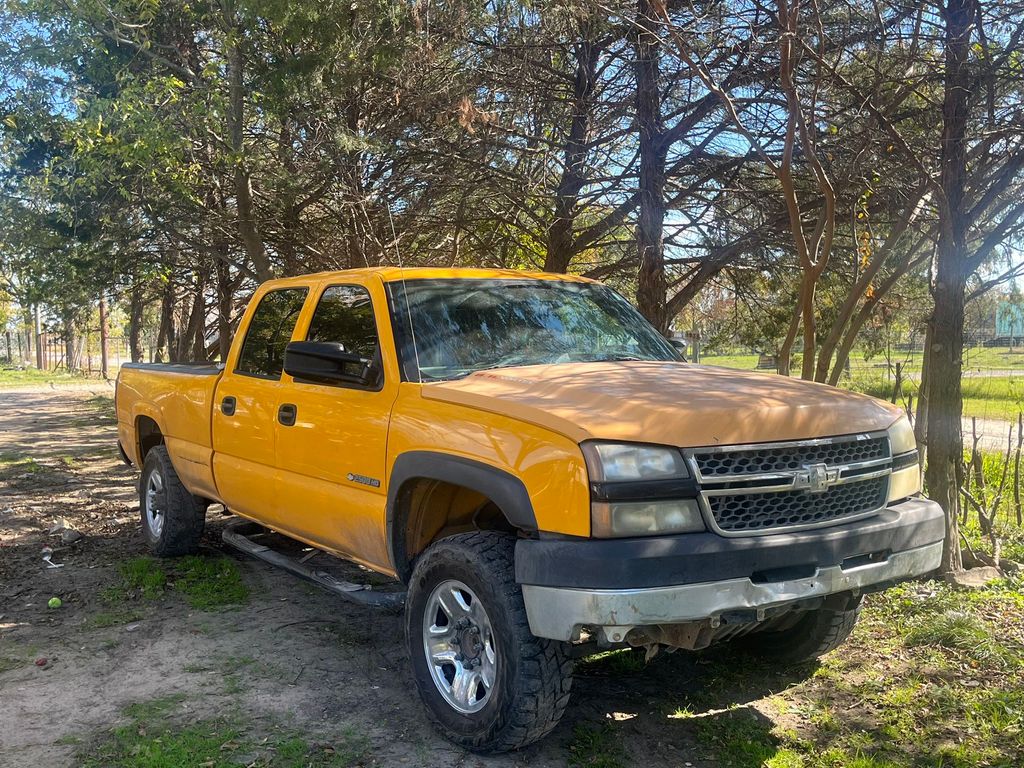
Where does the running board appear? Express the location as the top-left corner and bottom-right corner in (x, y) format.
(222, 520), (406, 610)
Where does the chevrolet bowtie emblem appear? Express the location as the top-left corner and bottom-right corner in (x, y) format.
(793, 463), (839, 493)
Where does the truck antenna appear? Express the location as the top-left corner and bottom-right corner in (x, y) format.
(385, 203), (423, 384)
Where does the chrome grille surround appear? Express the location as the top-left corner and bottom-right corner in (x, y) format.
(684, 432), (893, 536)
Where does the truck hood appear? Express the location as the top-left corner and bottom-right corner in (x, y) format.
(422, 361), (903, 447)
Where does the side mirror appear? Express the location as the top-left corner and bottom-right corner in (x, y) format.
(669, 338), (688, 362)
(284, 341), (371, 386)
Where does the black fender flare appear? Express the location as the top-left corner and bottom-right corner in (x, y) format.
(386, 451), (538, 582)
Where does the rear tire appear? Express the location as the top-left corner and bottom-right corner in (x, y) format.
(740, 598), (863, 665)
(139, 446), (206, 557)
(405, 532), (573, 753)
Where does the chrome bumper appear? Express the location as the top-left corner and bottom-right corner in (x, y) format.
(521, 539), (943, 642)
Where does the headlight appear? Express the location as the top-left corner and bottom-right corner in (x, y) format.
(888, 415), (917, 455)
(887, 416), (921, 502)
(591, 499), (705, 537)
(582, 441), (703, 537)
(581, 442), (689, 482)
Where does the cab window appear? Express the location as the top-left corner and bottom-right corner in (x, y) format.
(306, 285), (380, 361)
(235, 287), (308, 379)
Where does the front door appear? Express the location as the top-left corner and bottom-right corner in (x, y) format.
(213, 285), (309, 524)
(275, 278), (398, 570)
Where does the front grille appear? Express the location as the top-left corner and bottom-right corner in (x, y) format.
(707, 476), (889, 533)
(693, 436), (890, 478)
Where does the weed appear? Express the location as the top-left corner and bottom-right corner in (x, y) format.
(568, 723), (627, 768)
(98, 555), (248, 611)
(122, 693), (188, 721)
(904, 610), (1015, 666)
(80, 695), (367, 768)
(579, 647), (647, 675)
(693, 706), (780, 768)
(175, 556), (249, 609)
(114, 557), (167, 600)
(88, 610), (143, 629)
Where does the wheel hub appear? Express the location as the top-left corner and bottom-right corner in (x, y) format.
(423, 580), (497, 714)
(144, 468), (166, 538)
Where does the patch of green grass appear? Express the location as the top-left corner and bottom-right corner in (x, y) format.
(88, 610), (144, 629)
(579, 647), (647, 675)
(121, 693), (188, 721)
(0, 454), (44, 475)
(903, 610), (1018, 667)
(702, 353), (762, 370)
(97, 555), (249, 613)
(567, 723), (627, 768)
(693, 706), (781, 768)
(851, 374), (1024, 422)
(115, 557), (168, 600)
(175, 556), (249, 609)
(0, 367), (80, 388)
(80, 695), (368, 768)
(0, 656), (21, 674)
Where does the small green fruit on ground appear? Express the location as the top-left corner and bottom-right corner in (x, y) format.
(48, 597), (62, 609)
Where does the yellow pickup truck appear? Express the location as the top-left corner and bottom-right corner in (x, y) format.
(115, 267), (943, 752)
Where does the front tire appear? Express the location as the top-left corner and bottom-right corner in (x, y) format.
(139, 446), (206, 556)
(405, 532), (573, 753)
(740, 598), (863, 665)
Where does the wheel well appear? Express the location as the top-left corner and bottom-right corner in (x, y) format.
(136, 416), (164, 461)
(392, 478), (517, 582)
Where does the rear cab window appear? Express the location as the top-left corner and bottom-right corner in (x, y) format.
(235, 287), (309, 379)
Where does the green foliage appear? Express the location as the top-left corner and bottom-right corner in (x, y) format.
(101, 555), (249, 608)
(82, 694), (368, 768)
(903, 611), (1016, 667)
(567, 723), (628, 768)
(174, 555), (250, 609)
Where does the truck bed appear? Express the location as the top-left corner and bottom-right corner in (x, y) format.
(116, 362), (224, 500)
(120, 362), (223, 376)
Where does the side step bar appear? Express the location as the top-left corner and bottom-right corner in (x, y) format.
(222, 520), (406, 610)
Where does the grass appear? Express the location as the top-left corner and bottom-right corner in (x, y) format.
(579, 647), (648, 675)
(702, 348), (1024, 422)
(573, 578), (1024, 768)
(175, 555), (250, 609)
(852, 374), (1024, 423)
(903, 610), (1016, 666)
(0, 366), (81, 388)
(80, 694), (368, 768)
(567, 723), (628, 768)
(99, 556), (250, 610)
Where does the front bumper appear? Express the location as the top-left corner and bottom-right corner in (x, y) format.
(517, 497), (944, 641)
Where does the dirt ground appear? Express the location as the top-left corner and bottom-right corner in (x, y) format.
(1, 385), (814, 768)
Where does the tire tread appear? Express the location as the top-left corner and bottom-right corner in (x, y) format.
(407, 531), (573, 752)
(141, 446), (205, 557)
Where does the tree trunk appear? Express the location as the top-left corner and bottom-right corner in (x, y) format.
(777, 301), (802, 376)
(217, 257), (234, 361)
(925, 0), (976, 574)
(63, 314), (77, 373)
(98, 295), (110, 380)
(545, 31), (601, 273)
(34, 305), (43, 370)
(634, 0), (669, 333)
(224, 0), (272, 282)
(156, 281), (176, 363)
(129, 283), (144, 363)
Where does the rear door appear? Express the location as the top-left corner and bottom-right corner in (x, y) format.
(212, 285), (310, 523)
(274, 276), (399, 569)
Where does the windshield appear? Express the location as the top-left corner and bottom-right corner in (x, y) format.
(387, 279), (680, 381)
